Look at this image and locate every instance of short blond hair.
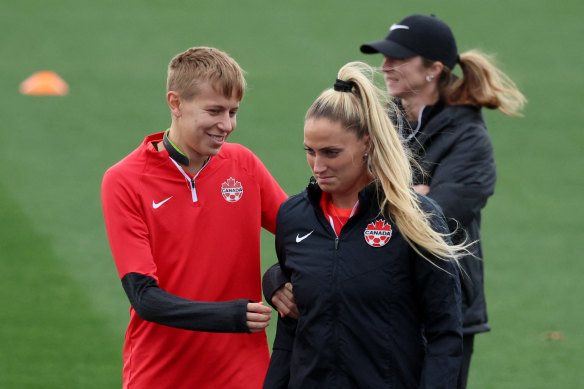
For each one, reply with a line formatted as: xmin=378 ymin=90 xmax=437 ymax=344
xmin=167 ymin=46 xmax=246 ymax=101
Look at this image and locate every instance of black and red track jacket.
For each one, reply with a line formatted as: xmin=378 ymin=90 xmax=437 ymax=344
xmin=263 ymin=180 xmax=462 ymax=389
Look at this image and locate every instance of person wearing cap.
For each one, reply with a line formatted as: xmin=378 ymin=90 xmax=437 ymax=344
xmin=263 ymin=13 xmax=526 ymax=389
xmin=359 ymin=14 xmax=526 ymax=388
xmin=263 ymin=61 xmax=464 ymax=389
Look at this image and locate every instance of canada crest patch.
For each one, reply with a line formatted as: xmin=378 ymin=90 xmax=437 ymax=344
xmin=221 ymin=177 xmax=243 ymax=203
xmin=364 ymin=219 xmax=392 ymax=247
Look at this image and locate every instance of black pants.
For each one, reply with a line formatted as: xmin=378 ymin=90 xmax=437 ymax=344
xmin=457 ymin=334 xmax=475 ymax=389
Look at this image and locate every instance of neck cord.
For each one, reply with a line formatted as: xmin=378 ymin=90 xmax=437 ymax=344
xmin=163 ymin=129 xmax=190 ymax=166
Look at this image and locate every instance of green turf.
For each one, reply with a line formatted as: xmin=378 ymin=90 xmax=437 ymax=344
xmin=0 ymin=182 xmax=122 ymax=388
xmin=1 ymin=0 xmax=583 ymax=387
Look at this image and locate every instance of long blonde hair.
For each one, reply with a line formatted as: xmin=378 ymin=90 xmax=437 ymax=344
xmin=430 ymin=50 xmax=526 ymax=116
xmin=306 ymin=61 xmax=463 ymax=263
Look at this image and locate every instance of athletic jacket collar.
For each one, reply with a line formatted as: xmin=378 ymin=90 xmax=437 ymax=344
xmin=394 ymin=97 xmax=448 ymax=146
xmin=397 ymin=98 xmax=484 ymax=150
xmin=305 ymin=177 xmax=380 ymax=219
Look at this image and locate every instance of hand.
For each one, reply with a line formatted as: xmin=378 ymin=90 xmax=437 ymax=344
xmin=413 ymin=184 xmax=430 ymax=195
xmin=246 ymin=302 xmax=272 ymax=333
xmin=272 ymin=282 xmax=299 ymax=319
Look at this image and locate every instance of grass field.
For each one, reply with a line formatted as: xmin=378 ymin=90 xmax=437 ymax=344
xmin=1 ymin=0 xmax=583 ymax=387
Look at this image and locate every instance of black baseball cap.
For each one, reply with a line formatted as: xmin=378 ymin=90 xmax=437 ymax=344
xmin=360 ymin=14 xmax=458 ymax=69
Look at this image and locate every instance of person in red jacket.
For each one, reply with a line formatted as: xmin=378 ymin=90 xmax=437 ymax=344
xmin=101 ymin=46 xmax=287 ymax=389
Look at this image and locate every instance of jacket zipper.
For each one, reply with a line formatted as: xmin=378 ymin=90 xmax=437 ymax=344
xmin=190 ymin=178 xmax=197 ymax=202
xmin=332 ymin=228 xmax=341 ymax=384
xmin=170 ymin=158 xmax=210 ymax=203
xmin=315 ymin=196 xmax=356 ymax=385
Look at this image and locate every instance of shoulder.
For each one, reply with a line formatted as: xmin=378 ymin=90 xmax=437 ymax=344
xmin=440 ymin=105 xmax=486 ymax=131
xmin=101 ymin=147 xmax=147 ymax=210
xmin=277 ymin=190 xmax=312 ymax=225
xmin=102 ymin=134 xmax=161 ymax=189
xmin=216 ymin=143 xmax=266 ymax=172
xmin=426 ymin=105 xmax=491 ymax=149
xmin=103 ymin=144 xmax=145 ymax=186
xmin=218 ymin=142 xmax=257 ymax=161
xmin=279 ymin=190 xmax=310 ymax=215
xmin=442 ymin=104 xmax=483 ymax=119
xmin=276 ymin=190 xmax=312 ymax=238
xmin=418 ymin=105 xmax=487 ymax=149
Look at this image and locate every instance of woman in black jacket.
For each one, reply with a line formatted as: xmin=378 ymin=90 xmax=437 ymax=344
xmin=263 ymin=62 xmax=465 ymax=389
xmin=359 ymin=14 xmax=526 ymax=388
xmin=264 ymin=15 xmax=527 ymax=387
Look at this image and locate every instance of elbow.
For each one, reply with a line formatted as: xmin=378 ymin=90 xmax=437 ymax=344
xmin=121 ymin=272 xmax=162 ymax=322
xmin=131 ymin=303 xmax=159 ymax=322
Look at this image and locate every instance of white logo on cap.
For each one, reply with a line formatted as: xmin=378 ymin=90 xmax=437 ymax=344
xmin=390 ymin=24 xmax=410 ymax=31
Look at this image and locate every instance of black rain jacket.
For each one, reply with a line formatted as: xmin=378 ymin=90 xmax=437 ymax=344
xmin=402 ymin=99 xmax=496 ymax=334
xmin=263 ymin=181 xmax=462 ymax=389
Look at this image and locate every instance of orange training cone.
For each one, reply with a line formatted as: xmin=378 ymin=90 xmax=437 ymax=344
xmin=19 ymin=71 xmax=69 ymax=96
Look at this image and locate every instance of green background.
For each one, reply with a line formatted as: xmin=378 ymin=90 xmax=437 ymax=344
xmin=1 ymin=0 xmax=582 ymax=387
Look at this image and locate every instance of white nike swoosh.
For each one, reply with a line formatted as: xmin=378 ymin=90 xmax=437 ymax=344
xmin=152 ymin=196 xmax=173 ymax=209
xmin=390 ymin=24 xmax=410 ymax=31
xmin=296 ymin=230 xmax=314 ymax=243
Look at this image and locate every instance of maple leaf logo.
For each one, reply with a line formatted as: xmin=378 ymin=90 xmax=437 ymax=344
xmin=221 ymin=177 xmax=244 ymax=203
xmin=222 ymin=177 xmax=241 ymax=189
xmin=364 ymin=219 xmax=392 ymax=247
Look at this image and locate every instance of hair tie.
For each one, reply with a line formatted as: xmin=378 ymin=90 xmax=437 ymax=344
xmin=456 ymin=54 xmax=461 ymax=64
xmin=334 ymin=79 xmax=355 ymax=92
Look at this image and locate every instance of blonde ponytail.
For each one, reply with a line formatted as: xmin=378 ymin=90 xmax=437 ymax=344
xmin=441 ymin=50 xmax=527 ymax=116
xmin=307 ymin=62 xmax=465 ymax=264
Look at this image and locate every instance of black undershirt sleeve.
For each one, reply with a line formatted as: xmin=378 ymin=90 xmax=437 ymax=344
xmin=121 ymin=272 xmax=250 ymax=333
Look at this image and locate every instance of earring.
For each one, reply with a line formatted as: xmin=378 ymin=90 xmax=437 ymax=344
xmin=425 ymin=75 xmax=434 ymax=83
xmin=363 ymin=153 xmax=369 ymax=160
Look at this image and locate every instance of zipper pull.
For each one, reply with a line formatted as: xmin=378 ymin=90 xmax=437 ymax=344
xmin=191 ymin=178 xmax=195 ymax=189
xmin=335 ymin=236 xmax=339 ymax=249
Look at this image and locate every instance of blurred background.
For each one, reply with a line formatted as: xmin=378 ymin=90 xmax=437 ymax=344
xmin=1 ymin=0 xmax=582 ymax=387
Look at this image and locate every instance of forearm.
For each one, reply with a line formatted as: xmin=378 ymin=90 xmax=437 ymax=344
xmin=419 ymin=332 xmax=463 ymax=389
xmin=419 ymin=287 xmax=463 ymax=389
xmin=414 ymin=207 xmax=463 ymax=388
xmin=262 ymin=263 xmax=289 ymax=306
xmin=428 ymin=183 xmax=490 ymax=227
xmin=122 ymin=272 xmax=250 ymax=333
xmin=425 ymin=126 xmax=496 ymax=226
xmin=417 ymin=262 xmax=463 ymax=388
